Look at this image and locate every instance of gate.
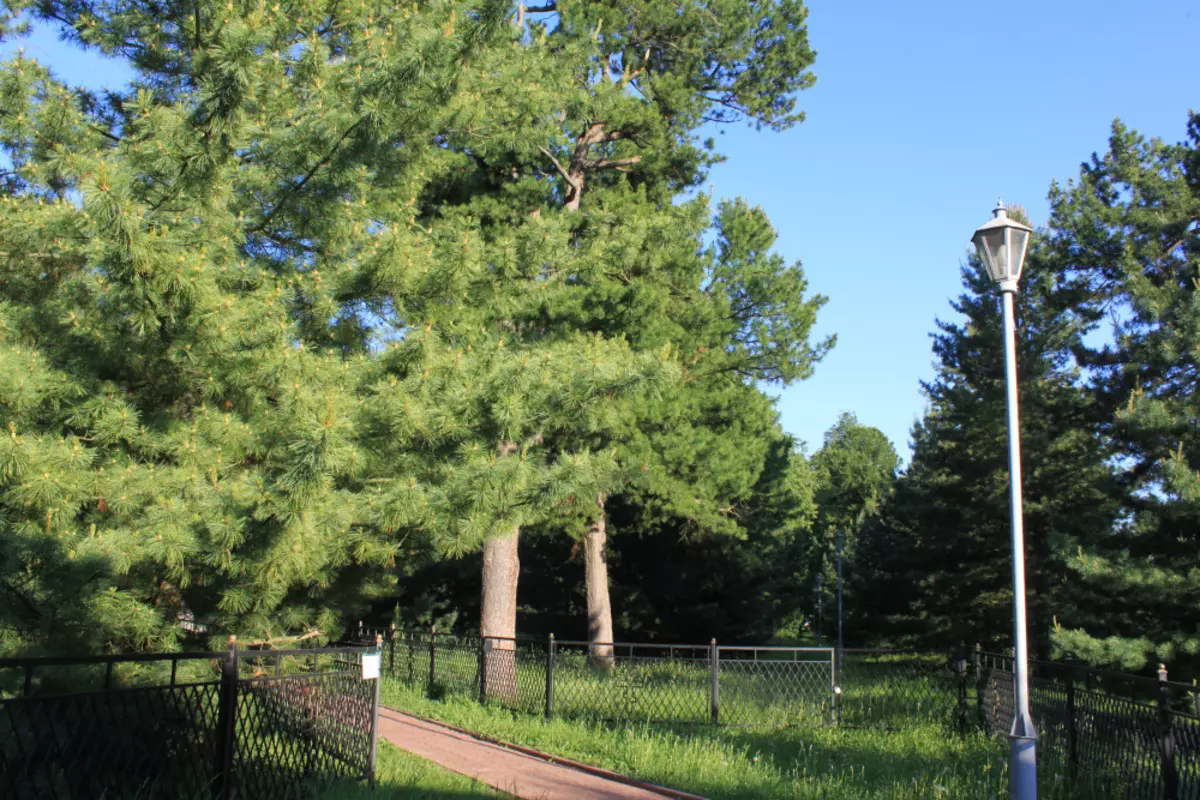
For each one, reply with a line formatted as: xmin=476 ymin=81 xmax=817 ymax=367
xmin=716 ymin=646 xmax=835 ymax=726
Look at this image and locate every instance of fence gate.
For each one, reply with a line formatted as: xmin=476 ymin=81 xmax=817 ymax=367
xmin=715 ymin=646 xmax=835 ymax=726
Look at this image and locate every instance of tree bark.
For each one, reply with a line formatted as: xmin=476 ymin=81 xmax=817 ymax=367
xmin=481 ymin=526 xmax=520 ymax=701
xmin=585 ymin=494 xmax=615 ymax=669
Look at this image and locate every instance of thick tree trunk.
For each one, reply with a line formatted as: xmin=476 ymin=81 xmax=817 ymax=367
xmin=585 ymin=494 xmax=615 ymax=669
xmin=481 ymin=527 xmax=520 ymax=702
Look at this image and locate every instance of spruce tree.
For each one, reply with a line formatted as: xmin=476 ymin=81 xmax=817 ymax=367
xmin=857 ymin=227 xmax=1117 ymax=651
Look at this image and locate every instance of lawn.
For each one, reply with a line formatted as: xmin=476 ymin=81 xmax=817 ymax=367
xmin=380 ymin=681 xmax=1028 ymax=799
xmin=319 ymin=741 xmax=505 ymax=799
xmin=375 ymin=642 xmax=1114 ymax=798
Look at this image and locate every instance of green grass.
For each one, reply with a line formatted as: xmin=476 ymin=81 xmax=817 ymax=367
xmin=319 ymin=741 xmax=505 ymax=799
xmin=380 ymin=679 xmax=1111 ymax=799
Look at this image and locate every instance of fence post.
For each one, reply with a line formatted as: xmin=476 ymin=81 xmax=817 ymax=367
xmin=710 ymin=639 xmax=719 ymax=725
xmin=214 ymin=635 xmax=239 ymax=800
xmin=368 ymin=635 xmax=382 ymax=789
xmin=956 ymin=643 xmax=968 ymax=734
xmin=975 ymin=644 xmax=988 ymax=731
xmin=407 ymin=631 xmax=415 ymax=683
xmin=389 ymin=623 xmax=396 ymax=675
xmin=479 ymin=636 xmax=488 ymax=703
xmin=1065 ymin=665 xmax=1078 ymax=782
xmin=428 ymin=623 xmax=437 ymax=691
xmin=1158 ymin=663 xmax=1179 ymax=800
xmin=544 ymin=634 xmax=555 ymax=720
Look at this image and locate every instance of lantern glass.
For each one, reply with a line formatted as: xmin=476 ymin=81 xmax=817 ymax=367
xmin=972 ymin=205 xmax=1033 ymax=286
xmin=973 ymin=227 xmax=1010 ymax=282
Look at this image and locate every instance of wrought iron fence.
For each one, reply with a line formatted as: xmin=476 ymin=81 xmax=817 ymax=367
xmin=978 ymin=649 xmax=1200 ymax=799
xmin=0 ymin=640 xmax=381 ymax=800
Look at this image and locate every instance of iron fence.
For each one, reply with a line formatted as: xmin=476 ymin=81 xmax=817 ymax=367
xmin=839 ymin=648 xmax=966 ymax=731
xmin=354 ymin=626 xmax=965 ymax=731
xmin=978 ymin=649 xmax=1200 ymax=799
xmin=0 ymin=640 xmax=381 ymax=800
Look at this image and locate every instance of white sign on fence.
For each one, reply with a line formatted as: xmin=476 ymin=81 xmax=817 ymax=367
xmin=362 ymin=652 xmax=381 ymax=680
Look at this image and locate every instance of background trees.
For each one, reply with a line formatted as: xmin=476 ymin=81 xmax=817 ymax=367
xmin=3 ymin=0 xmax=1196 ymax=673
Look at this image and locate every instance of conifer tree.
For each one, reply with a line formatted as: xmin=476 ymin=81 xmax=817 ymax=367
xmin=1046 ymin=115 xmax=1200 ymax=670
xmin=0 ymin=0 xmax=642 ymax=653
xmin=404 ymin=0 xmax=824 ymax=647
xmin=806 ymin=413 xmax=898 ymax=644
xmin=856 ymin=228 xmax=1117 ymax=651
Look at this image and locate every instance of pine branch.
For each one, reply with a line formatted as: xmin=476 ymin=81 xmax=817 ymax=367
xmin=246 ymin=115 xmax=369 ymax=234
xmin=537 ymin=146 xmax=579 ymax=192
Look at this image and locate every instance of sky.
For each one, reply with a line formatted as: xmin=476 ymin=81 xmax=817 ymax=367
xmin=4 ymin=1 xmax=1199 ymax=461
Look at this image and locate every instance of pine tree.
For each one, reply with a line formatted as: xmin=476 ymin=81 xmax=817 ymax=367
xmin=401 ymin=0 xmax=823 ymax=649
xmin=0 ymin=0 xmax=583 ymax=653
xmin=1046 ymin=115 xmax=1200 ymax=671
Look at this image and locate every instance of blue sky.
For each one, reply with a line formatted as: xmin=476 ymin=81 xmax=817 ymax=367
xmin=706 ymin=0 xmax=1199 ymax=459
xmin=5 ymin=1 xmax=1199 ymax=460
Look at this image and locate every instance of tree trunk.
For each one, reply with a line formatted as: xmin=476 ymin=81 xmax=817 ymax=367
xmin=585 ymin=494 xmax=615 ymax=669
xmin=481 ymin=527 xmax=520 ymax=702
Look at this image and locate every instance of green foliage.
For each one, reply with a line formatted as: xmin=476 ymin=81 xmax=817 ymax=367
xmin=1043 ymin=114 xmax=1200 ymax=670
xmin=0 ymin=0 xmax=681 ymax=654
xmin=854 ymin=228 xmax=1118 ymax=651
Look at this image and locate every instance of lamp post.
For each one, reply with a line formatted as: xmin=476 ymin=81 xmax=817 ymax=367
xmin=816 ymin=574 xmax=823 ymax=646
xmin=836 ymin=530 xmax=844 ymax=671
xmin=972 ymin=200 xmax=1036 ymax=800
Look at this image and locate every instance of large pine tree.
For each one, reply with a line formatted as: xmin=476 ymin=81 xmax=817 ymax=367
xmin=0 ymin=0 xmax=676 ymax=654
xmin=1046 ymin=115 xmax=1200 ymax=671
xmin=402 ymin=0 xmax=825 ymax=647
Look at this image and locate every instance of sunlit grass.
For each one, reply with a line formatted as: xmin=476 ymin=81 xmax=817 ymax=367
xmin=381 ymin=680 xmax=1108 ymax=799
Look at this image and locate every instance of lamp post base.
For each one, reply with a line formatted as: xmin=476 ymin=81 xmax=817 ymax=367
xmin=1009 ymin=731 xmax=1037 ymax=800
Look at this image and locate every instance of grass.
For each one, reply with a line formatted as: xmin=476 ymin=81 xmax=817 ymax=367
xmin=319 ymin=741 xmax=505 ymax=799
xmin=380 ymin=680 xmax=1017 ymax=799
xmin=380 ymin=676 xmax=1122 ymax=799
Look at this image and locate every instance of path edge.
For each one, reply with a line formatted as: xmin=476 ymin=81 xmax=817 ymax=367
xmin=380 ymin=706 xmax=708 ymax=800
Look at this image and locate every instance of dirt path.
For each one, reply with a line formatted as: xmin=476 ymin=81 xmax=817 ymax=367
xmin=376 ymin=708 xmax=702 ymax=800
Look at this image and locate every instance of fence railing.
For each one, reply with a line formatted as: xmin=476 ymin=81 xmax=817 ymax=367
xmin=351 ymin=625 xmax=961 ymax=731
xmin=0 ymin=638 xmax=382 ymax=800
xmin=978 ymin=649 xmax=1200 ymax=800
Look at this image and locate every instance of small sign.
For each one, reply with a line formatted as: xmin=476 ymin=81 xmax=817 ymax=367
xmin=362 ymin=652 xmax=381 ymax=680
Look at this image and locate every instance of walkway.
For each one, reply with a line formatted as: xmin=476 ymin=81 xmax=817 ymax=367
xmin=377 ymin=708 xmax=703 ymax=800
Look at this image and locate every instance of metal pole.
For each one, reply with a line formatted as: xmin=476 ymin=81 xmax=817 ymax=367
xmin=709 ymin=639 xmax=720 ymax=725
xmin=816 ymin=574 xmax=823 ymax=647
xmin=836 ymin=531 xmax=844 ymax=672
xmin=215 ymin=635 xmax=239 ymax=800
xmin=368 ymin=635 xmax=382 ymax=789
xmin=544 ymin=634 xmax=555 ymax=720
xmin=1001 ymin=288 xmax=1037 ymax=799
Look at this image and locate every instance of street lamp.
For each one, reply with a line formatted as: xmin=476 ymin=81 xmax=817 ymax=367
xmin=972 ymin=200 xmax=1036 ymax=800
xmin=815 ymin=574 xmax=823 ymax=646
